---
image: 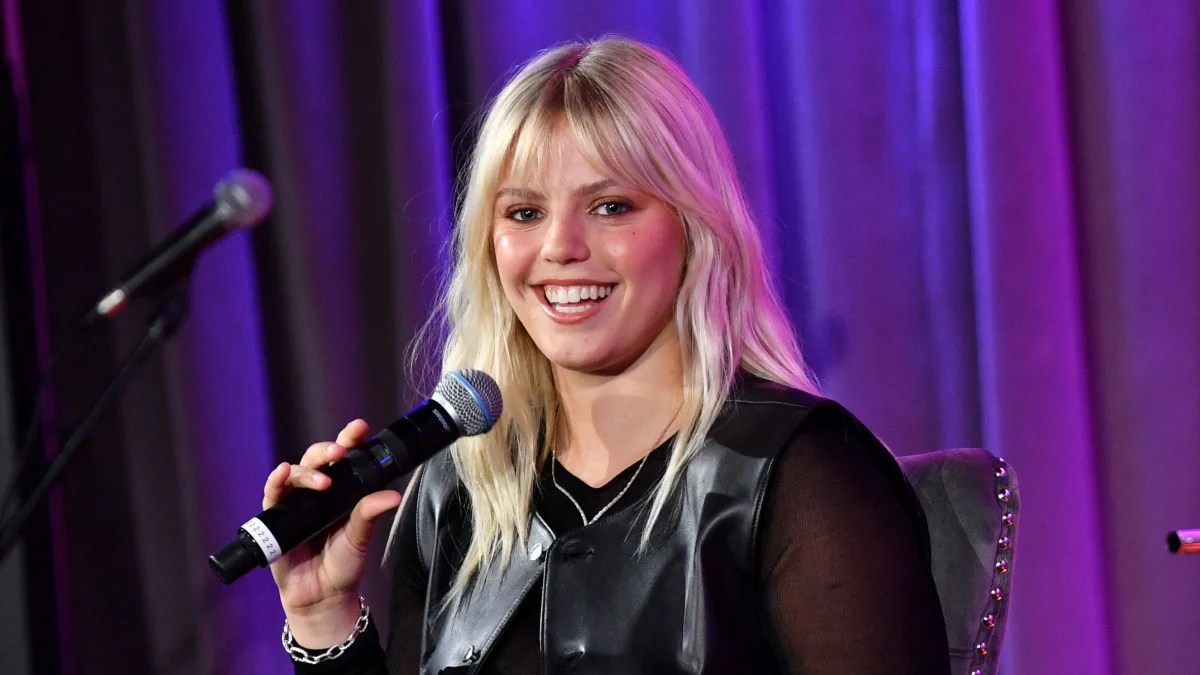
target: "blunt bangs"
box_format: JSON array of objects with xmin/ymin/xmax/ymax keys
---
[{"xmin": 493, "ymin": 52, "xmax": 717, "ymax": 225}]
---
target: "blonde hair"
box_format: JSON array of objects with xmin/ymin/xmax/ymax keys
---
[{"xmin": 407, "ymin": 36, "xmax": 818, "ymax": 601}]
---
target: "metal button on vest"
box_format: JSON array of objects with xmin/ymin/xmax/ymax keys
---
[
  {"xmin": 462, "ymin": 644, "xmax": 480, "ymax": 663},
  {"xmin": 558, "ymin": 646, "xmax": 585, "ymax": 664}
]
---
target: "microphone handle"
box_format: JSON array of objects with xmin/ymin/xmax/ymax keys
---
[
  {"xmin": 209, "ymin": 399, "xmax": 459, "ymax": 584},
  {"xmin": 117, "ymin": 203, "xmax": 230, "ymax": 298},
  {"xmin": 259, "ymin": 445, "xmax": 393, "ymax": 556},
  {"xmin": 79, "ymin": 204, "xmax": 226, "ymax": 326}
]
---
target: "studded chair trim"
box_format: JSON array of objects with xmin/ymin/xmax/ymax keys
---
[{"xmin": 897, "ymin": 449, "xmax": 1020, "ymax": 675}]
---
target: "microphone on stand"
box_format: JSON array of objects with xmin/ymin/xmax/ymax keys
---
[
  {"xmin": 79, "ymin": 168, "xmax": 273, "ymax": 326},
  {"xmin": 208, "ymin": 369, "xmax": 503, "ymax": 584}
]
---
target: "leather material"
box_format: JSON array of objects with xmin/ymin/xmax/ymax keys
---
[
  {"xmin": 896, "ymin": 449, "xmax": 1018, "ymax": 675},
  {"xmin": 415, "ymin": 382, "xmax": 825, "ymax": 675}
]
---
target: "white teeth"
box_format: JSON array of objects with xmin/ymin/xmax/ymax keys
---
[{"xmin": 543, "ymin": 284, "xmax": 615, "ymax": 305}]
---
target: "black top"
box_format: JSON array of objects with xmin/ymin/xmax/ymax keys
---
[{"xmin": 295, "ymin": 402, "xmax": 949, "ymax": 673}]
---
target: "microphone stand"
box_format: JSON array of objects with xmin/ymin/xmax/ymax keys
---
[{"xmin": 0, "ymin": 283, "xmax": 190, "ymax": 562}]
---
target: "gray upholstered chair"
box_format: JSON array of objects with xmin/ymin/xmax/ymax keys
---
[{"xmin": 897, "ymin": 449, "xmax": 1019, "ymax": 675}]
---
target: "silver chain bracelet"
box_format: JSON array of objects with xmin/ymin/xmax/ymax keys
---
[{"xmin": 281, "ymin": 597, "xmax": 370, "ymax": 665}]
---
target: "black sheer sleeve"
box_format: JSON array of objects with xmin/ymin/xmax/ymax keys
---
[{"xmin": 758, "ymin": 403, "xmax": 950, "ymax": 674}]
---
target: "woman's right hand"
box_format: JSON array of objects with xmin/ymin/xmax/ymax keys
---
[{"xmin": 263, "ymin": 419, "xmax": 404, "ymax": 647}]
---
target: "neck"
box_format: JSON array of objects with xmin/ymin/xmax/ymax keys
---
[{"xmin": 552, "ymin": 329, "xmax": 684, "ymax": 487}]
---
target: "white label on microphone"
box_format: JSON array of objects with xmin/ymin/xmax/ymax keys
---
[{"xmin": 241, "ymin": 516, "xmax": 283, "ymax": 564}]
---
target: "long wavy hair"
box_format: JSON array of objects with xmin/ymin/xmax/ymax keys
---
[{"xmin": 394, "ymin": 37, "xmax": 818, "ymax": 601}]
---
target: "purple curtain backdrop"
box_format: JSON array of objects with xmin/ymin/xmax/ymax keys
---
[{"xmin": 2, "ymin": 1, "xmax": 1197, "ymax": 673}]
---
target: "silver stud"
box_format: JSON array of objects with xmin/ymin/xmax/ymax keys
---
[
  {"xmin": 991, "ymin": 587, "xmax": 1004, "ymax": 601},
  {"xmin": 995, "ymin": 559, "xmax": 1008, "ymax": 574},
  {"xmin": 528, "ymin": 543, "xmax": 543, "ymax": 561},
  {"xmin": 463, "ymin": 645, "xmax": 480, "ymax": 663},
  {"xmin": 1002, "ymin": 512, "xmax": 1014, "ymax": 526},
  {"xmin": 976, "ymin": 642, "xmax": 988, "ymax": 656},
  {"xmin": 981, "ymin": 614, "xmax": 996, "ymax": 628},
  {"xmin": 995, "ymin": 466, "xmax": 1008, "ymax": 478},
  {"xmin": 997, "ymin": 488, "xmax": 1011, "ymax": 503},
  {"xmin": 998, "ymin": 536, "xmax": 1011, "ymax": 550}
]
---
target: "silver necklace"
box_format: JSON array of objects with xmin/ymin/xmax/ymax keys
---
[
  {"xmin": 550, "ymin": 403, "xmax": 681, "ymax": 527},
  {"xmin": 551, "ymin": 450, "xmax": 650, "ymax": 526}
]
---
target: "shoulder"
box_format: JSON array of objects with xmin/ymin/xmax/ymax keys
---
[
  {"xmin": 731, "ymin": 377, "xmax": 905, "ymax": 496},
  {"xmin": 709, "ymin": 376, "xmax": 842, "ymax": 457},
  {"xmin": 741, "ymin": 384, "xmax": 932, "ymax": 563},
  {"xmin": 726, "ymin": 375, "xmax": 827, "ymax": 409},
  {"xmin": 719, "ymin": 375, "xmax": 892, "ymax": 454},
  {"xmin": 691, "ymin": 376, "xmax": 853, "ymax": 502},
  {"xmin": 715, "ymin": 375, "xmax": 915, "ymax": 519}
]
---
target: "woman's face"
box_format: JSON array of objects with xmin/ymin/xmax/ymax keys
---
[{"xmin": 492, "ymin": 128, "xmax": 686, "ymax": 375}]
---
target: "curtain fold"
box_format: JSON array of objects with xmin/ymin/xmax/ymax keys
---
[
  {"xmin": 104, "ymin": 2, "xmax": 280, "ymax": 671},
  {"xmin": 958, "ymin": 2, "xmax": 1110, "ymax": 672},
  {"xmin": 1062, "ymin": 3, "xmax": 1200, "ymax": 673},
  {"xmin": 4, "ymin": 1, "xmax": 1198, "ymax": 672}
]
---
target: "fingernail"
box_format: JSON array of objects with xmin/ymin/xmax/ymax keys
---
[{"xmin": 326, "ymin": 443, "xmax": 339, "ymax": 456}]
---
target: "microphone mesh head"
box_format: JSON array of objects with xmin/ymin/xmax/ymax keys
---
[
  {"xmin": 215, "ymin": 168, "xmax": 274, "ymax": 227},
  {"xmin": 434, "ymin": 369, "xmax": 503, "ymax": 436}
]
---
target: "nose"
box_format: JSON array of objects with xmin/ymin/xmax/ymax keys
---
[{"xmin": 540, "ymin": 212, "xmax": 590, "ymax": 264}]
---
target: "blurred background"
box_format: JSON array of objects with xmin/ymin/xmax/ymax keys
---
[{"xmin": 1, "ymin": 1, "xmax": 1197, "ymax": 673}]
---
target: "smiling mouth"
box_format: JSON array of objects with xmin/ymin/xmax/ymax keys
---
[{"xmin": 541, "ymin": 283, "xmax": 616, "ymax": 315}]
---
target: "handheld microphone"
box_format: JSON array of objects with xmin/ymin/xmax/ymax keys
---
[
  {"xmin": 208, "ymin": 370, "xmax": 502, "ymax": 584},
  {"xmin": 80, "ymin": 168, "xmax": 274, "ymax": 326}
]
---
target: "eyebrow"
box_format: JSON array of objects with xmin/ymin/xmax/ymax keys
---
[{"xmin": 496, "ymin": 179, "xmax": 620, "ymax": 201}]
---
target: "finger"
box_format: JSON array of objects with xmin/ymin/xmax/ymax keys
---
[
  {"xmin": 284, "ymin": 464, "xmax": 333, "ymax": 491},
  {"xmin": 300, "ymin": 441, "xmax": 341, "ymax": 469},
  {"xmin": 295, "ymin": 420, "xmax": 369, "ymax": 470},
  {"xmin": 358, "ymin": 490, "xmax": 403, "ymax": 522},
  {"xmin": 263, "ymin": 462, "xmax": 291, "ymax": 509},
  {"xmin": 342, "ymin": 490, "xmax": 403, "ymax": 554},
  {"xmin": 335, "ymin": 419, "xmax": 371, "ymax": 448}
]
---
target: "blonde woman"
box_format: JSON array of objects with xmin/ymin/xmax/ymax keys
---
[{"xmin": 265, "ymin": 37, "xmax": 949, "ymax": 674}]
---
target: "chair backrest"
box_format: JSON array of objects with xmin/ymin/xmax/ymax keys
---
[{"xmin": 896, "ymin": 448, "xmax": 1019, "ymax": 675}]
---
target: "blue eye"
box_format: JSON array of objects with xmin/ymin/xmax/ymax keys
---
[
  {"xmin": 593, "ymin": 201, "xmax": 631, "ymax": 216},
  {"xmin": 508, "ymin": 207, "xmax": 543, "ymax": 222}
]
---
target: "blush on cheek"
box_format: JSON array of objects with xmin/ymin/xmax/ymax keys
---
[
  {"xmin": 493, "ymin": 232, "xmax": 516, "ymax": 256},
  {"xmin": 493, "ymin": 232, "xmax": 535, "ymax": 276},
  {"xmin": 601, "ymin": 234, "xmax": 637, "ymax": 259}
]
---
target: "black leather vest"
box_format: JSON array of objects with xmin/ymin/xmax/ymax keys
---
[{"xmin": 415, "ymin": 384, "xmax": 826, "ymax": 674}]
